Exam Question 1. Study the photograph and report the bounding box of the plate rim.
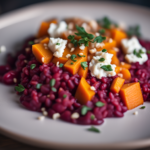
[0,1,150,149]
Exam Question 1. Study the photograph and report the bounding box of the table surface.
[1,134,150,150]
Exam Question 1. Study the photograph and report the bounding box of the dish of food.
[0,1,150,149]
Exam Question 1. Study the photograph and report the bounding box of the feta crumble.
[96,42,105,48]
[0,45,6,53]
[125,53,148,65]
[133,111,138,115]
[90,86,96,91]
[48,38,67,58]
[37,116,45,121]
[89,51,116,79]
[79,44,85,50]
[52,113,60,120]
[48,21,67,38]
[121,37,146,54]
[89,48,97,54]
[71,112,80,119]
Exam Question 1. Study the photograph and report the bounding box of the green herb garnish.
[50,79,56,87]
[63,94,67,98]
[87,126,100,133]
[68,35,78,47]
[147,50,150,54]
[140,106,146,109]
[81,62,88,70]
[99,29,106,34]
[96,101,105,107]
[15,84,25,92]
[56,43,60,45]
[77,54,85,57]
[101,65,113,71]
[70,54,77,62]
[30,64,36,70]
[36,83,42,89]
[70,62,74,65]
[97,16,118,29]
[81,106,92,115]
[138,80,140,83]
[102,49,107,52]
[28,41,34,45]
[99,58,105,62]
[127,25,141,37]
[68,25,106,47]
[91,114,95,120]
[59,63,64,68]
[51,87,57,92]
[133,49,144,58]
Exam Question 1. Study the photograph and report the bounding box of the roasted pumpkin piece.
[78,66,88,78]
[32,44,53,64]
[75,77,95,105]
[120,62,131,70]
[111,29,127,47]
[64,46,88,75]
[37,19,57,38]
[110,77,125,93]
[120,82,144,110]
[120,68,131,81]
[40,37,49,44]
[111,55,120,66]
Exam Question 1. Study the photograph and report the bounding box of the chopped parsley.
[56,43,60,45]
[36,83,42,89]
[101,65,113,71]
[102,49,107,52]
[133,49,144,58]
[95,101,105,107]
[99,58,105,62]
[51,87,57,92]
[63,94,67,98]
[77,54,85,57]
[68,25,106,47]
[99,29,106,34]
[127,25,141,37]
[15,84,25,92]
[81,106,92,115]
[87,126,100,133]
[97,16,118,29]
[70,54,77,62]
[70,62,74,65]
[50,79,56,87]
[90,114,95,120]
[28,41,34,45]
[30,64,36,70]
[59,63,64,68]
[140,106,146,109]
[147,50,150,54]
[81,62,88,70]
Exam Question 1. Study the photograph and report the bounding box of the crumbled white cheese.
[37,116,45,121]
[66,54,71,58]
[71,112,80,119]
[48,38,67,58]
[113,47,119,52]
[52,113,60,120]
[118,73,123,78]
[70,47,75,52]
[13,78,17,83]
[109,38,113,43]
[96,42,105,48]
[133,111,138,115]
[48,21,67,38]
[121,37,146,54]
[89,20,98,31]
[56,61,59,67]
[89,51,116,79]
[0,45,6,52]
[43,111,48,116]
[125,53,148,65]
[89,48,97,54]
[68,22,74,30]
[41,107,46,112]
[68,43,73,48]
[42,57,45,63]
[95,32,100,37]
[79,44,85,50]
[90,86,96,91]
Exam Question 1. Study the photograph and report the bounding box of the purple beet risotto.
[0,17,150,125]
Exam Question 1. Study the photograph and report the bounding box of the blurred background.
[0,0,150,15]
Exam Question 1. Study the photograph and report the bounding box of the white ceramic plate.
[0,1,150,149]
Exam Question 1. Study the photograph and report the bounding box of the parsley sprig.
[68,25,106,47]
[15,84,25,92]
[133,49,144,58]
[127,25,141,37]
[70,54,77,62]
[97,16,118,29]
[81,62,88,70]
[101,65,113,71]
